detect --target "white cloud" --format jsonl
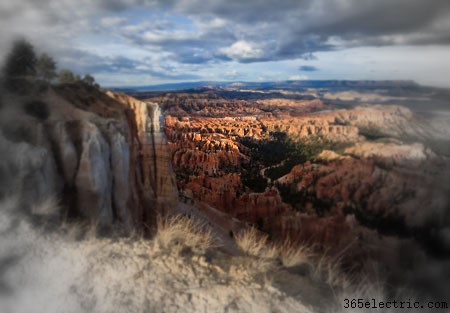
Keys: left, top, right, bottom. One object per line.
{"left": 225, "top": 69, "right": 239, "bottom": 79}
{"left": 195, "top": 17, "right": 227, "bottom": 30}
{"left": 289, "top": 74, "right": 309, "bottom": 80}
{"left": 218, "top": 40, "right": 264, "bottom": 61}
{"left": 100, "top": 17, "right": 127, "bottom": 27}
{"left": 142, "top": 29, "right": 198, "bottom": 43}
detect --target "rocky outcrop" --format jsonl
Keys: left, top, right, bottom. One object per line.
{"left": 74, "top": 120, "right": 114, "bottom": 225}
{"left": 344, "top": 141, "right": 433, "bottom": 164}
{"left": 0, "top": 85, "right": 177, "bottom": 230}
{"left": 106, "top": 91, "right": 178, "bottom": 213}
{"left": 181, "top": 173, "right": 289, "bottom": 221}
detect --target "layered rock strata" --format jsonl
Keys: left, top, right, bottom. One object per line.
{"left": 152, "top": 92, "right": 450, "bottom": 265}
{"left": 0, "top": 85, "right": 177, "bottom": 230}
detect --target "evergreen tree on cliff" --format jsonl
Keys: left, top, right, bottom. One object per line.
{"left": 58, "top": 69, "right": 76, "bottom": 84}
{"left": 82, "top": 74, "right": 95, "bottom": 86}
{"left": 2, "top": 39, "right": 37, "bottom": 93}
{"left": 82, "top": 74, "right": 100, "bottom": 88}
{"left": 36, "top": 53, "right": 57, "bottom": 83}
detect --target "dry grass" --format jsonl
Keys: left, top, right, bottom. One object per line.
{"left": 155, "top": 214, "right": 216, "bottom": 254}
{"left": 235, "top": 228, "right": 318, "bottom": 275}
{"left": 59, "top": 220, "right": 100, "bottom": 242}
{"left": 234, "top": 228, "right": 280, "bottom": 273}
{"left": 278, "top": 239, "right": 315, "bottom": 268}
{"left": 235, "top": 228, "right": 316, "bottom": 266}
{"left": 311, "top": 254, "right": 352, "bottom": 290}
{"left": 234, "top": 227, "right": 270, "bottom": 257}
{"left": 233, "top": 226, "right": 375, "bottom": 302}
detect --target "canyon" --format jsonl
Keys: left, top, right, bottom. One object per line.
{"left": 146, "top": 89, "right": 450, "bottom": 300}
{"left": 1, "top": 82, "right": 450, "bottom": 305}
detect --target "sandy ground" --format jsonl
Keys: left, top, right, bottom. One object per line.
{"left": 0, "top": 197, "right": 334, "bottom": 313}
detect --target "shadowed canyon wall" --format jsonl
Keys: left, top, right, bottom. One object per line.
{"left": 0, "top": 85, "right": 178, "bottom": 230}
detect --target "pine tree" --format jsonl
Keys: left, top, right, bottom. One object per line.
{"left": 58, "top": 69, "right": 76, "bottom": 84}
{"left": 82, "top": 74, "right": 95, "bottom": 86}
{"left": 36, "top": 53, "right": 57, "bottom": 83}
{"left": 2, "top": 39, "right": 37, "bottom": 93}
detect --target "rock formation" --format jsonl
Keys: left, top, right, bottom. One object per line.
{"left": 0, "top": 84, "right": 178, "bottom": 230}
{"left": 147, "top": 91, "right": 450, "bottom": 264}
{"left": 106, "top": 91, "right": 178, "bottom": 217}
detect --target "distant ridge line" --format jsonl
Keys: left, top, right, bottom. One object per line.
{"left": 110, "top": 79, "right": 420, "bottom": 92}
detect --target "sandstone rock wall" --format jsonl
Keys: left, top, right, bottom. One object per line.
{"left": 106, "top": 91, "right": 178, "bottom": 219}
{"left": 0, "top": 86, "right": 178, "bottom": 231}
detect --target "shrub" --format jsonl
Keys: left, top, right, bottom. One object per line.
{"left": 235, "top": 227, "right": 270, "bottom": 257}
{"left": 234, "top": 228, "right": 321, "bottom": 277}
{"left": 233, "top": 228, "right": 280, "bottom": 274}
{"left": 58, "top": 69, "right": 76, "bottom": 84}
{"left": 82, "top": 74, "right": 99, "bottom": 88}
{"left": 36, "top": 53, "right": 57, "bottom": 83}
{"left": 155, "top": 214, "right": 216, "bottom": 254}
{"left": 278, "top": 239, "right": 315, "bottom": 268}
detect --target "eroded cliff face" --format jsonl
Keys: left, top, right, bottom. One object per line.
{"left": 163, "top": 101, "right": 437, "bottom": 224}
{"left": 106, "top": 91, "right": 178, "bottom": 216}
{"left": 0, "top": 85, "right": 177, "bottom": 230}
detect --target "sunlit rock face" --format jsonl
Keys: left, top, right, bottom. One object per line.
{"left": 74, "top": 120, "right": 114, "bottom": 225}
{"left": 43, "top": 116, "right": 133, "bottom": 228}
{"left": 148, "top": 103, "right": 161, "bottom": 132}
{"left": 0, "top": 85, "right": 178, "bottom": 230}
{"left": 145, "top": 102, "right": 178, "bottom": 211}
{"left": 106, "top": 92, "right": 178, "bottom": 216}
{"left": 149, "top": 131, "right": 179, "bottom": 210}
{"left": 139, "top": 105, "right": 178, "bottom": 212}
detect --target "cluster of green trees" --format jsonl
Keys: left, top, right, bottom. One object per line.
{"left": 1, "top": 39, "right": 99, "bottom": 93}
{"left": 240, "top": 132, "right": 352, "bottom": 180}
{"left": 240, "top": 131, "right": 354, "bottom": 190}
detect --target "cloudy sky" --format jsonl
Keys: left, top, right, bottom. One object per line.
{"left": 1, "top": 0, "right": 450, "bottom": 87}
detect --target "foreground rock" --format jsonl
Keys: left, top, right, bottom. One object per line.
{"left": 0, "top": 202, "right": 334, "bottom": 313}
{"left": 0, "top": 84, "right": 177, "bottom": 230}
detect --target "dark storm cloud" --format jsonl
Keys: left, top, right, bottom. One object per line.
{"left": 171, "top": 0, "right": 310, "bottom": 23}
{"left": 115, "top": 18, "right": 238, "bottom": 64}
{"left": 167, "top": 0, "right": 450, "bottom": 61}
{"left": 171, "top": 50, "right": 215, "bottom": 65}
{"left": 172, "top": 0, "right": 450, "bottom": 36}
{"left": 303, "top": 0, "right": 450, "bottom": 36}
{"left": 133, "top": 0, "right": 450, "bottom": 64}
{"left": 299, "top": 65, "right": 318, "bottom": 72}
